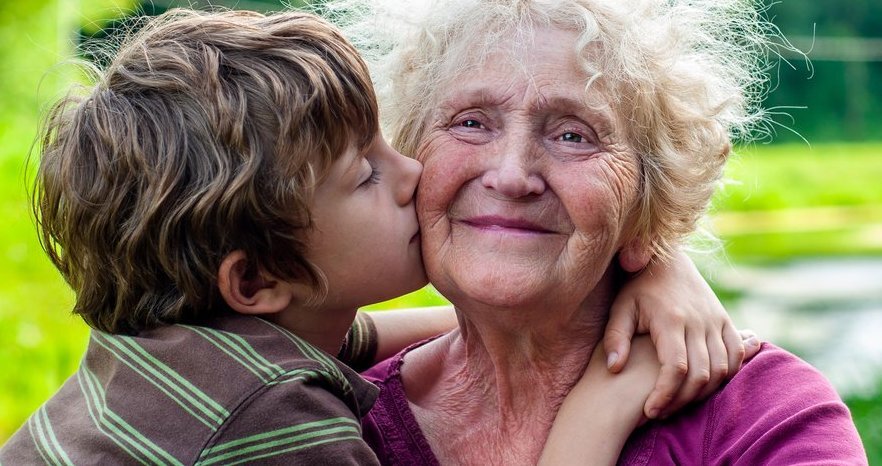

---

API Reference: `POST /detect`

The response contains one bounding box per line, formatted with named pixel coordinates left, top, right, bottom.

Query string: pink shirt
left=362, top=343, right=868, bottom=465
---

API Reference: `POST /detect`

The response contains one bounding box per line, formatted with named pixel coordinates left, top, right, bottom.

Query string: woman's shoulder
left=623, top=342, right=867, bottom=465
left=361, top=353, right=402, bottom=387
left=706, top=342, right=866, bottom=463
left=717, top=342, right=843, bottom=415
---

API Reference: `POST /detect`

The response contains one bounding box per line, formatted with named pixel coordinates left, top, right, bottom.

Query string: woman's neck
left=402, top=283, right=616, bottom=464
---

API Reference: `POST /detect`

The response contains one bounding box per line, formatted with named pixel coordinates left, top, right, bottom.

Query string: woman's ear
left=619, top=240, right=652, bottom=273
left=218, top=250, right=293, bottom=315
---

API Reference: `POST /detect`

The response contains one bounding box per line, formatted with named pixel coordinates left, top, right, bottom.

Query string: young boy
left=0, top=9, right=752, bottom=464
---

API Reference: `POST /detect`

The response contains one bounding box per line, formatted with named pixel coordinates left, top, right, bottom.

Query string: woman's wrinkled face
left=417, top=27, right=645, bottom=309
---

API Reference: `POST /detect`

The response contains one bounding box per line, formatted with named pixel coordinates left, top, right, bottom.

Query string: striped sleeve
left=196, top=374, right=380, bottom=465
left=337, top=311, right=378, bottom=372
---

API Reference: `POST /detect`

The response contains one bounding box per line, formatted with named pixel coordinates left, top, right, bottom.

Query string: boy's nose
left=395, top=152, right=422, bottom=206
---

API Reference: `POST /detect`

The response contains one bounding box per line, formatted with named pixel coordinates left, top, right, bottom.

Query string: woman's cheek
left=417, top=135, right=479, bottom=209
left=415, top=139, right=458, bottom=239
left=415, top=129, right=448, bottom=164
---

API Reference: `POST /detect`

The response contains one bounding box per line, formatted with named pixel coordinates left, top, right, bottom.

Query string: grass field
left=712, top=144, right=882, bottom=263
left=717, top=144, right=882, bottom=212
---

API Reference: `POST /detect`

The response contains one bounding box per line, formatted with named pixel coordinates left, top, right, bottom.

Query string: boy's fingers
left=659, top=329, right=760, bottom=417
left=660, top=331, right=710, bottom=418
left=699, top=332, right=729, bottom=399
left=740, top=329, right=761, bottom=360
left=603, top=302, right=638, bottom=372
left=644, top=333, right=687, bottom=418
left=722, top=323, right=747, bottom=377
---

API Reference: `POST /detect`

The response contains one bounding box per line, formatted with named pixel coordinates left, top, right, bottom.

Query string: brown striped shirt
left=0, top=313, right=380, bottom=465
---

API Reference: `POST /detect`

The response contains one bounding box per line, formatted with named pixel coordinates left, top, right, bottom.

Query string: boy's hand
left=539, top=336, right=661, bottom=466
left=603, top=250, right=761, bottom=419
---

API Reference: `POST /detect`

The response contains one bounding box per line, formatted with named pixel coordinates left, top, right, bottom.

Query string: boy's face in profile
left=305, top=133, right=427, bottom=310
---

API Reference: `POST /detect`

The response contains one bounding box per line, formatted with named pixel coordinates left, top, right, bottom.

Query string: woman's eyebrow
left=437, top=87, right=508, bottom=111
left=531, top=94, right=614, bottom=129
left=532, top=93, right=609, bottom=116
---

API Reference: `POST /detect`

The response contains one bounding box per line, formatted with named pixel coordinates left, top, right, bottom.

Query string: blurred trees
left=764, top=0, right=881, bottom=142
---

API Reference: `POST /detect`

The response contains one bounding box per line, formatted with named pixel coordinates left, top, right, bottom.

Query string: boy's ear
left=218, top=250, right=293, bottom=315
left=619, top=240, right=653, bottom=273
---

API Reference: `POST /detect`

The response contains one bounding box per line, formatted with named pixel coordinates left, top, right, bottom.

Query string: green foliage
left=762, top=1, right=882, bottom=142
left=847, top=385, right=882, bottom=464
left=364, top=288, right=451, bottom=310
left=769, top=0, right=882, bottom=42
left=0, top=0, right=135, bottom=441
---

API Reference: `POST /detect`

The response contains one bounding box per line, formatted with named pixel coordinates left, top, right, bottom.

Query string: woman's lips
left=460, top=215, right=554, bottom=234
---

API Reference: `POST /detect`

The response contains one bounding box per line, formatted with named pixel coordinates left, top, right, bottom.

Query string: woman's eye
left=448, top=114, right=493, bottom=144
left=559, top=132, right=584, bottom=143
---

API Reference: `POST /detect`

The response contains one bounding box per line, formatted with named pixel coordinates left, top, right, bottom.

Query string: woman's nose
left=481, top=147, right=545, bottom=198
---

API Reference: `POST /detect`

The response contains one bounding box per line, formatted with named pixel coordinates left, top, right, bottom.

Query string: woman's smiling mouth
left=461, top=215, right=555, bottom=235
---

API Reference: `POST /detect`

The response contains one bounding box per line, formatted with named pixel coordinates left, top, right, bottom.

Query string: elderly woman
left=330, top=0, right=867, bottom=463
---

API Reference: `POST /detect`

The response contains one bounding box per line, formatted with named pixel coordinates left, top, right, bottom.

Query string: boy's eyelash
left=363, top=167, right=381, bottom=185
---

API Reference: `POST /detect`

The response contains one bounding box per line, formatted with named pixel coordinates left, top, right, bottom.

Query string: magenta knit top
left=362, top=342, right=867, bottom=465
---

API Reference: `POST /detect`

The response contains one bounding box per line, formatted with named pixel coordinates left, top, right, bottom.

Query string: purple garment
left=362, top=342, right=868, bottom=465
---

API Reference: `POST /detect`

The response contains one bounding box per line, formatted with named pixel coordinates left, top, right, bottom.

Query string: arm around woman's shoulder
left=704, top=343, right=867, bottom=465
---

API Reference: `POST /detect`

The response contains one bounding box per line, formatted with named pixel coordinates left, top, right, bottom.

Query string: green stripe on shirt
left=77, top=363, right=184, bottom=466
left=195, top=417, right=362, bottom=465
left=92, top=333, right=228, bottom=428
left=26, top=413, right=54, bottom=465
left=28, top=405, right=73, bottom=466
left=181, top=325, right=285, bottom=383
left=267, top=369, right=323, bottom=386
left=254, top=318, right=352, bottom=395
left=78, top=365, right=151, bottom=466
left=205, top=434, right=365, bottom=466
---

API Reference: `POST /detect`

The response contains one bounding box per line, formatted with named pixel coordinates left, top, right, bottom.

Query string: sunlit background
left=1, top=0, right=880, bottom=461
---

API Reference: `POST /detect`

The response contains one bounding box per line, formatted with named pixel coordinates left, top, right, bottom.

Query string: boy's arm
left=337, top=306, right=457, bottom=370
left=538, top=337, right=659, bottom=466
left=539, top=332, right=760, bottom=466
left=369, top=306, right=457, bottom=362
left=604, top=249, right=756, bottom=419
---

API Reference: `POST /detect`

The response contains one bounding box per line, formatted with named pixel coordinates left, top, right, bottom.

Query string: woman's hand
left=603, top=250, right=761, bottom=419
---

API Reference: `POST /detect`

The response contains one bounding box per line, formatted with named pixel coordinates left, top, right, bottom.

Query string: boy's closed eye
left=359, top=159, right=381, bottom=187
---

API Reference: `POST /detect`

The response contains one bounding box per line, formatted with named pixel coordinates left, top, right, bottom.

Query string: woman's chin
left=433, top=263, right=555, bottom=310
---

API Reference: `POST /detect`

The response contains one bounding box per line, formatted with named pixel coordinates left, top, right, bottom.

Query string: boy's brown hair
left=34, top=9, right=379, bottom=334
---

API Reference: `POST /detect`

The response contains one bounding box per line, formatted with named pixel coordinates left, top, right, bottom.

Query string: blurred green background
left=1, top=0, right=881, bottom=462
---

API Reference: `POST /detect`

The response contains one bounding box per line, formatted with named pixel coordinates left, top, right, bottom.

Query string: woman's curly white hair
left=321, top=0, right=787, bottom=260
